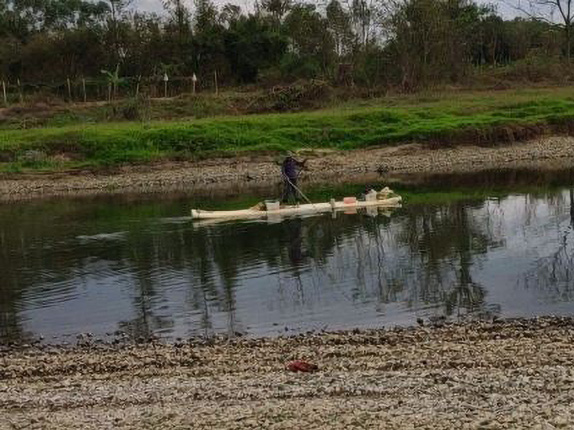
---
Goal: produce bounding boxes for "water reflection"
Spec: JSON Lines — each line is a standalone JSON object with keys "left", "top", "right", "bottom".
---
{"left": 520, "top": 189, "right": 574, "bottom": 299}
{"left": 2, "top": 186, "right": 574, "bottom": 343}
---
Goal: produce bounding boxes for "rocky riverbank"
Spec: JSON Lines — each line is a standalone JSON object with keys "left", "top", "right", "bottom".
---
{"left": 1, "top": 136, "right": 574, "bottom": 200}
{"left": 2, "top": 317, "right": 574, "bottom": 429}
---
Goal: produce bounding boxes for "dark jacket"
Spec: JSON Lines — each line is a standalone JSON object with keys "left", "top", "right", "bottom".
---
{"left": 281, "top": 156, "right": 305, "bottom": 180}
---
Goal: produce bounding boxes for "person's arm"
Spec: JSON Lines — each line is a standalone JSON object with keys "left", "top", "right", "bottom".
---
{"left": 296, "top": 158, "right": 309, "bottom": 168}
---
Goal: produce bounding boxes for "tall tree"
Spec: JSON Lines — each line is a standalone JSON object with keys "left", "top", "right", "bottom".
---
{"left": 163, "top": 0, "right": 191, "bottom": 41}
{"left": 283, "top": 4, "right": 335, "bottom": 78}
{"left": 527, "top": 0, "right": 574, "bottom": 60}
{"left": 220, "top": 3, "right": 241, "bottom": 25}
{"left": 350, "top": 0, "right": 374, "bottom": 46}
{"left": 261, "top": 0, "right": 292, "bottom": 29}
{"left": 326, "top": 0, "right": 355, "bottom": 56}
{"left": 193, "top": 0, "right": 227, "bottom": 77}
{"left": 106, "top": 0, "right": 132, "bottom": 60}
{"left": 224, "top": 14, "right": 287, "bottom": 82}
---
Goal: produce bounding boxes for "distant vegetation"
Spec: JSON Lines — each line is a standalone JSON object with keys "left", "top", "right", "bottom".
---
{"left": 2, "top": 0, "right": 574, "bottom": 97}
{"left": 3, "top": 0, "right": 574, "bottom": 173}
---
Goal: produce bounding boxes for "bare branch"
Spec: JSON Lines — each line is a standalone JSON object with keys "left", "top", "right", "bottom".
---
{"left": 502, "top": 0, "right": 574, "bottom": 26}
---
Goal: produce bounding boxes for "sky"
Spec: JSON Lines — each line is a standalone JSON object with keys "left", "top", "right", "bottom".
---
{"left": 134, "top": 0, "right": 251, "bottom": 14}
{"left": 133, "top": 0, "right": 519, "bottom": 18}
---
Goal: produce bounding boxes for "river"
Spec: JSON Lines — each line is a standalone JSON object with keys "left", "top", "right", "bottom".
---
{"left": 2, "top": 168, "right": 574, "bottom": 344}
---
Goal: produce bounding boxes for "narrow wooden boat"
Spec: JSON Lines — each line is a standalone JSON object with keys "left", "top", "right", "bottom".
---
{"left": 191, "top": 196, "right": 402, "bottom": 220}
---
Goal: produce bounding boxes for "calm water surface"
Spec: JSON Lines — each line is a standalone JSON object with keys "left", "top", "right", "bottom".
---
{"left": 2, "top": 172, "right": 574, "bottom": 343}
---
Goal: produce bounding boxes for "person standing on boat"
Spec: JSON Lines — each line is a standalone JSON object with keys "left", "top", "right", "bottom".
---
{"left": 280, "top": 152, "right": 307, "bottom": 204}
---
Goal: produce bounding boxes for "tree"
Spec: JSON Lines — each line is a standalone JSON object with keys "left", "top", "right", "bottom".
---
{"left": 105, "top": 0, "right": 132, "bottom": 60}
{"left": 326, "top": 0, "right": 354, "bottom": 57}
{"left": 224, "top": 15, "right": 287, "bottom": 82}
{"left": 163, "top": 0, "right": 191, "bottom": 41}
{"left": 193, "top": 0, "right": 228, "bottom": 78}
{"left": 531, "top": 0, "right": 573, "bottom": 60}
{"left": 194, "top": 0, "right": 218, "bottom": 30}
{"left": 220, "top": 3, "right": 241, "bottom": 25}
{"left": 101, "top": 64, "right": 123, "bottom": 99}
{"left": 41, "top": 0, "right": 109, "bottom": 30}
{"left": 350, "top": 0, "right": 374, "bottom": 46}
{"left": 388, "top": 0, "right": 489, "bottom": 89}
{"left": 261, "top": 0, "right": 292, "bottom": 29}
{"left": 283, "top": 3, "right": 335, "bottom": 78}
{"left": 508, "top": 0, "right": 573, "bottom": 59}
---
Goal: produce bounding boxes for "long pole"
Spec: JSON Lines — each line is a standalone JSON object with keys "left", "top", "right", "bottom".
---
{"left": 2, "top": 80, "right": 7, "bottom": 106}
{"left": 82, "top": 78, "right": 87, "bottom": 103}
{"left": 214, "top": 70, "right": 218, "bottom": 95}
{"left": 282, "top": 172, "right": 315, "bottom": 207}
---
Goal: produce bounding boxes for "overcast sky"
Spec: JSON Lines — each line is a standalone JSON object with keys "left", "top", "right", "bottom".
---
{"left": 135, "top": 0, "right": 251, "bottom": 14}
{"left": 134, "top": 0, "right": 519, "bottom": 17}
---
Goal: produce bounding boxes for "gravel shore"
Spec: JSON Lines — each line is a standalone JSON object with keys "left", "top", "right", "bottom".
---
{"left": 2, "top": 317, "right": 574, "bottom": 429}
{"left": 1, "top": 136, "right": 574, "bottom": 200}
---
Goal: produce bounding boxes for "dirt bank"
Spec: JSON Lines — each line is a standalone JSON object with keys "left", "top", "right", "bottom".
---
{"left": 2, "top": 317, "right": 574, "bottom": 429}
{"left": 1, "top": 136, "right": 574, "bottom": 200}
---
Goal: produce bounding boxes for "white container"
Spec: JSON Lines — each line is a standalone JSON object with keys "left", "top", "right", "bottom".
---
{"left": 365, "top": 189, "right": 378, "bottom": 202}
{"left": 377, "top": 187, "right": 393, "bottom": 200}
{"left": 265, "top": 200, "right": 280, "bottom": 211}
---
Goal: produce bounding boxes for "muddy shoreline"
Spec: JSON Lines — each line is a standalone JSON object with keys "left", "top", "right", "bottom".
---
{"left": 1, "top": 136, "right": 574, "bottom": 201}
{"left": 2, "top": 317, "right": 574, "bottom": 429}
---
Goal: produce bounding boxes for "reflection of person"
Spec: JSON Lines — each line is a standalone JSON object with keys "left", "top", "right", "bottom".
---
{"left": 287, "top": 219, "right": 304, "bottom": 265}
{"left": 280, "top": 152, "right": 307, "bottom": 204}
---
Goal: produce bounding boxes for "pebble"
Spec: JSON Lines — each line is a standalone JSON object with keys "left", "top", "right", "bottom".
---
{"left": 1, "top": 317, "right": 574, "bottom": 428}
{"left": 2, "top": 137, "right": 574, "bottom": 201}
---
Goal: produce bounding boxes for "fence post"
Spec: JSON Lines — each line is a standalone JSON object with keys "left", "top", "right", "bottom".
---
{"left": 163, "top": 73, "right": 169, "bottom": 98}
{"left": 135, "top": 75, "right": 141, "bottom": 98}
{"left": 214, "top": 70, "right": 218, "bottom": 95}
{"left": 2, "top": 80, "right": 7, "bottom": 106}
{"left": 67, "top": 78, "right": 72, "bottom": 102}
{"left": 82, "top": 78, "right": 87, "bottom": 103}
{"left": 108, "top": 82, "right": 112, "bottom": 102}
{"left": 17, "top": 79, "right": 23, "bottom": 103}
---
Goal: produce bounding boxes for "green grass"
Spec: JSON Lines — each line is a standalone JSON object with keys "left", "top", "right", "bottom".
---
{"left": 2, "top": 86, "right": 574, "bottom": 172}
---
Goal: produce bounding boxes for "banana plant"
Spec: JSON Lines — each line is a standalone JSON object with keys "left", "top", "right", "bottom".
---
{"left": 100, "top": 64, "right": 123, "bottom": 101}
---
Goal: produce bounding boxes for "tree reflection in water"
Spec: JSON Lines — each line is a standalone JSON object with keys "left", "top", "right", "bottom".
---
{"left": 520, "top": 189, "right": 574, "bottom": 299}
{"left": 3, "top": 187, "right": 574, "bottom": 342}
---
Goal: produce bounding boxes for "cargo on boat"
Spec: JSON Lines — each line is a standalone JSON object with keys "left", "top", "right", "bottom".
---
{"left": 191, "top": 188, "right": 402, "bottom": 220}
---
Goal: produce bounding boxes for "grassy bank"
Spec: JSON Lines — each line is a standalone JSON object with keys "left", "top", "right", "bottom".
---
{"left": 2, "top": 86, "right": 574, "bottom": 172}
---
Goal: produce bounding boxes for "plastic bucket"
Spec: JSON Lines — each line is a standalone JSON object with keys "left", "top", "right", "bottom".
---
{"left": 343, "top": 197, "right": 357, "bottom": 205}
{"left": 265, "top": 200, "right": 280, "bottom": 211}
{"left": 365, "top": 190, "right": 377, "bottom": 201}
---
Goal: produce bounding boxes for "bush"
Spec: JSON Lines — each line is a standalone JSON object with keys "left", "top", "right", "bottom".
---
{"left": 482, "top": 54, "right": 573, "bottom": 85}
{"left": 106, "top": 95, "right": 151, "bottom": 122}
{"left": 248, "top": 80, "right": 332, "bottom": 112}
{"left": 279, "top": 54, "right": 323, "bottom": 81}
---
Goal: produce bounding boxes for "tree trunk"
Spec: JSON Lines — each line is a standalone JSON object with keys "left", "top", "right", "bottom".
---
{"left": 568, "top": 25, "right": 572, "bottom": 61}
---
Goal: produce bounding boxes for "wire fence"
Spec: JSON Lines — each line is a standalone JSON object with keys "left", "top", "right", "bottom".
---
{"left": 0, "top": 74, "right": 221, "bottom": 106}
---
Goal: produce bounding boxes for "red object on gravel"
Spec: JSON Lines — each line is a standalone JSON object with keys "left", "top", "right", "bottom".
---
{"left": 286, "top": 360, "right": 318, "bottom": 372}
